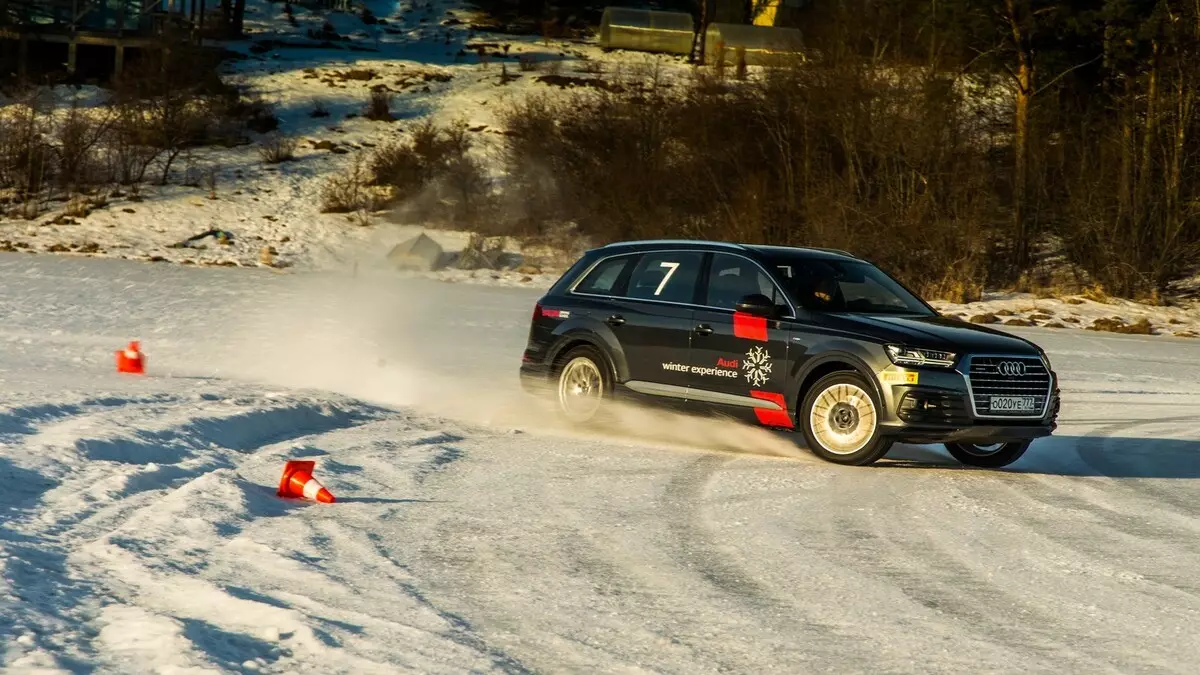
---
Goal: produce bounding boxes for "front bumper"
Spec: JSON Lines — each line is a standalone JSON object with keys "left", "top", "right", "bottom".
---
{"left": 876, "top": 366, "right": 1060, "bottom": 445}
{"left": 889, "top": 423, "right": 1056, "bottom": 445}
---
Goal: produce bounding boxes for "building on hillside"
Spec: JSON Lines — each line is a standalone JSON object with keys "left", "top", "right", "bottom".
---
{"left": 599, "top": 7, "right": 694, "bottom": 56}
{"left": 0, "top": 0, "right": 244, "bottom": 79}
{"left": 704, "top": 22, "right": 803, "bottom": 66}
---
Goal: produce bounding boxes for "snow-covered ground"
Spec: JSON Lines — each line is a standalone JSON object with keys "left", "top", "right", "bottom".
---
{"left": 931, "top": 292, "right": 1200, "bottom": 339}
{"left": 2, "top": 252, "right": 1200, "bottom": 673}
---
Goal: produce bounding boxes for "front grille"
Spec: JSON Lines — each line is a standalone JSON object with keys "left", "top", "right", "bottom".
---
{"left": 965, "top": 355, "right": 1052, "bottom": 419}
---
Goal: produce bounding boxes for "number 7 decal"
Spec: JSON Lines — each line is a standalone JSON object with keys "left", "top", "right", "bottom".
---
{"left": 655, "top": 261, "right": 679, "bottom": 296}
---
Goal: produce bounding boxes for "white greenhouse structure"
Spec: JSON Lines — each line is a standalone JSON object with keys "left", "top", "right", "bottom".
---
{"left": 704, "top": 23, "right": 804, "bottom": 66}
{"left": 599, "top": 7, "right": 696, "bottom": 56}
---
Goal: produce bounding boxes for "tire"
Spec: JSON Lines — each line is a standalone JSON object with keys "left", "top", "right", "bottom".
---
{"left": 553, "top": 345, "right": 613, "bottom": 425}
{"left": 944, "top": 441, "right": 1031, "bottom": 468}
{"left": 800, "top": 372, "right": 893, "bottom": 466}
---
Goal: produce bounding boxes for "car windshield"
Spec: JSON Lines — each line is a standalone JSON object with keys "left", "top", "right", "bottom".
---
{"left": 766, "top": 256, "right": 934, "bottom": 315}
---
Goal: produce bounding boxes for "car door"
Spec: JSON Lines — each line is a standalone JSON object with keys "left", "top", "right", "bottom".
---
{"left": 602, "top": 250, "right": 705, "bottom": 399}
{"left": 688, "top": 253, "right": 796, "bottom": 427}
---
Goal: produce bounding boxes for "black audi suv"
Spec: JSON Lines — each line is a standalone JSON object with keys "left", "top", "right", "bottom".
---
{"left": 519, "top": 240, "right": 1060, "bottom": 467}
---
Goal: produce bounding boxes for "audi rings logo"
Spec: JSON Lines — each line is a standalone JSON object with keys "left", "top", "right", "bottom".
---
{"left": 997, "top": 361, "right": 1027, "bottom": 377}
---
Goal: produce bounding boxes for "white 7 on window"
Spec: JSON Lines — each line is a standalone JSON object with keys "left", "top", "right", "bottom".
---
{"left": 655, "top": 261, "right": 680, "bottom": 296}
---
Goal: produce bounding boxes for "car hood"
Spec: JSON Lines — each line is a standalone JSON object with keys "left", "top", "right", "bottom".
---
{"left": 815, "top": 313, "right": 1040, "bottom": 355}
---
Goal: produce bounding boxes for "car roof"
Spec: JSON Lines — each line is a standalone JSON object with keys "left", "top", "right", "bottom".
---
{"left": 596, "top": 239, "right": 859, "bottom": 261}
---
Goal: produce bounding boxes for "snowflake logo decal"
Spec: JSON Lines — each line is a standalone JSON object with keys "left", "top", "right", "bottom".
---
{"left": 742, "top": 346, "right": 773, "bottom": 387}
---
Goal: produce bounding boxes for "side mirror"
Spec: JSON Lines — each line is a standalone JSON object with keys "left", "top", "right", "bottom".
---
{"left": 735, "top": 293, "right": 779, "bottom": 318}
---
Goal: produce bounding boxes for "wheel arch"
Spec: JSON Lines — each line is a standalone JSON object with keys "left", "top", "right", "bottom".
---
{"left": 547, "top": 331, "right": 625, "bottom": 383}
{"left": 792, "top": 352, "right": 884, "bottom": 414}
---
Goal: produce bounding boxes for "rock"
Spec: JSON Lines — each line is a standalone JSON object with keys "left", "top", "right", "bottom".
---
{"left": 387, "top": 232, "right": 444, "bottom": 271}
{"left": 313, "top": 140, "right": 337, "bottom": 150}
{"left": 515, "top": 264, "right": 541, "bottom": 275}
{"left": 123, "top": 208, "right": 136, "bottom": 214}
{"left": 1169, "top": 318, "right": 1184, "bottom": 324}
{"left": 45, "top": 242, "right": 71, "bottom": 252}
{"left": 1064, "top": 297, "right": 1085, "bottom": 305}
{"left": 1030, "top": 313, "right": 1054, "bottom": 321}
{"left": 1003, "top": 318, "right": 1035, "bottom": 326}
{"left": 520, "top": 275, "right": 532, "bottom": 283}
{"left": 1088, "top": 317, "right": 1154, "bottom": 335}
{"left": 994, "top": 309, "right": 1015, "bottom": 316}
{"left": 1174, "top": 330, "right": 1198, "bottom": 338}
{"left": 1062, "top": 316, "right": 1080, "bottom": 323}
{"left": 1043, "top": 321, "right": 1065, "bottom": 328}
{"left": 969, "top": 313, "right": 998, "bottom": 324}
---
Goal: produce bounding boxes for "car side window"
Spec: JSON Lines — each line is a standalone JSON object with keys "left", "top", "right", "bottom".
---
{"left": 625, "top": 252, "right": 703, "bottom": 304}
{"left": 574, "top": 255, "right": 632, "bottom": 295}
{"left": 706, "top": 253, "right": 788, "bottom": 310}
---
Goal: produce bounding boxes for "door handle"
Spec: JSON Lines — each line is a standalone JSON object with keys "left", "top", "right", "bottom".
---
{"left": 694, "top": 324, "right": 713, "bottom": 336}
{"left": 606, "top": 315, "right": 626, "bottom": 327}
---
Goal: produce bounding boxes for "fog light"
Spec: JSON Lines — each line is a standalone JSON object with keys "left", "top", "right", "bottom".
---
{"left": 898, "top": 392, "right": 944, "bottom": 420}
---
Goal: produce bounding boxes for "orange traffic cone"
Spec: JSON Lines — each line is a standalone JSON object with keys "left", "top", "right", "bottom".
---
{"left": 116, "top": 340, "right": 145, "bottom": 374}
{"left": 277, "top": 460, "right": 336, "bottom": 503}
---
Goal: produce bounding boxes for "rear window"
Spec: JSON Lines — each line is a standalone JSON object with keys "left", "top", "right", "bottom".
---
{"left": 574, "top": 255, "right": 632, "bottom": 295}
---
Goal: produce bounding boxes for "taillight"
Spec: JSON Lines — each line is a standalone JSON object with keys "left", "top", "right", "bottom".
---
{"left": 532, "top": 302, "right": 543, "bottom": 321}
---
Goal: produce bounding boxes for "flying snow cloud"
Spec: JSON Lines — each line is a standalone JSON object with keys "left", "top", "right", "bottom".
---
{"left": 216, "top": 267, "right": 811, "bottom": 461}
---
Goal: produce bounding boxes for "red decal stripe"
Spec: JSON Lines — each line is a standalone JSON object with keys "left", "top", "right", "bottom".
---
{"left": 732, "top": 312, "right": 768, "bottom": 341}
{"left": 750, "top": 391, "right": 793, "bottom": 428}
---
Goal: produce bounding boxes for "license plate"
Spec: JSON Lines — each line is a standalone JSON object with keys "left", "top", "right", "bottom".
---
{"left": 989, "top": 395, "right": 1037, "bottom": 412}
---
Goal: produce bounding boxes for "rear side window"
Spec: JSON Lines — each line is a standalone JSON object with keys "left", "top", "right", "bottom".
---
{"left": 574, "top": 255, "right": 632, "bottom": 295}
{"left": 706, "top": 253, "right": 788, "bottom": 310}
{"left": 626, "top": 252, "right": 704, "bottom": 304}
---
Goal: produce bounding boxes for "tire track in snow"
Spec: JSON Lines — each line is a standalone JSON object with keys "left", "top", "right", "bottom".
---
{"left": 549, "top": 511, "right": 749, "bottom": 673}
{"left": 363, "top": 532, "right": 535, "bottom": 675}
{"left": 658, "top": 451, "right": 858, "bottom": 658}
{"left": 0, "top": 392, "right": 390, "bottom": 671}
{"left": 1070, "top": 415, "right": 1200, "bottom": 515}
{"left": 660, "top": 454, "right": 783, "bottom": 607}
{"left": 807, "top": 472, "right": 1118, "bottom": 672}
{"left": 987, "top": 477, "right": 1200, "bottom": 606}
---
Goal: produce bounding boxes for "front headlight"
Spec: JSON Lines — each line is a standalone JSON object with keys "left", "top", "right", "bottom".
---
{"left": 885, "top": 344, "right": 957, "bottom": 368}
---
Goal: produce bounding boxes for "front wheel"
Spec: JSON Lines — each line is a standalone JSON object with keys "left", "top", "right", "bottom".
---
{"left": 800, "top": 372, "right": 893, "bottom": 466}
{"left": 944, "top": 441, "right": 1031, "bottom": 468}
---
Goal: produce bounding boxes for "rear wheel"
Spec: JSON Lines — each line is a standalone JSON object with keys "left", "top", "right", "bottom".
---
{"left": 554, "top": 345, "right": 613, "bottom": 424}
{"left": 945, "top": 441, "right": 1030, "bottom": 468}
{"left": 800, "top": 372, "right": 893, "bottom": 466}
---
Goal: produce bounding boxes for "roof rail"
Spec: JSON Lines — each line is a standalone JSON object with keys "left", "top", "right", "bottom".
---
{"left": 601, "top": 239, "right": 746, "bottom": 250}
{"left": 810, "top": 247, "right": 857, "bottom": 258}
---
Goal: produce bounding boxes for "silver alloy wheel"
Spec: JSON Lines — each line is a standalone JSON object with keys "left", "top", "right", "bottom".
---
{"left": 557, "top": 356, "right": 604, "bottom": 421}
{"left": 809, "top": 383, "right": 878, "bottom": 455}
{"left": 959, "top": 442, "right": 1006, "bottom": 457}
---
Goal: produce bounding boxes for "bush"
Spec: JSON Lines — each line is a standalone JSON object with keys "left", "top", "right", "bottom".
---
{"left": 320, "top": 155, "right": 370, "bottom": 213}
{"left": 366, "top": 118, "right": 489, "bottom": 225}
{"left": 258, "top": 134, "right": 298, "bottom": 163}
{"left": 500, "top": 63, "right": 993, "bottom": 297}
{"left": 364, "top": 90, "right": 394, "bottom": 122}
